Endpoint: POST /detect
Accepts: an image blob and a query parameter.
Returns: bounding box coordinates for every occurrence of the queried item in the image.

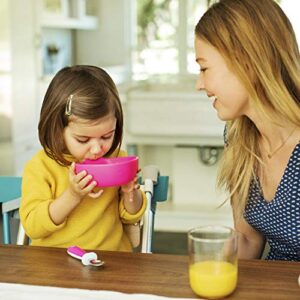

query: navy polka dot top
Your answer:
[244,142,300,261]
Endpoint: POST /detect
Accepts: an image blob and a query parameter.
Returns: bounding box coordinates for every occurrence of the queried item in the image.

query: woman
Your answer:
[194,0,300,260]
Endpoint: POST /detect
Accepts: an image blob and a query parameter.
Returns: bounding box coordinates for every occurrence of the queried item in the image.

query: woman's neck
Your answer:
[245,111,299,159]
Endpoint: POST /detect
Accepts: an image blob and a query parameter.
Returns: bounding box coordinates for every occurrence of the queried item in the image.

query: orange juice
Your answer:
[189,260,237,299]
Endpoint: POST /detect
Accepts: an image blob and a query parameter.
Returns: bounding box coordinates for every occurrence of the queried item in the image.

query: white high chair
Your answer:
[129,165,169,253]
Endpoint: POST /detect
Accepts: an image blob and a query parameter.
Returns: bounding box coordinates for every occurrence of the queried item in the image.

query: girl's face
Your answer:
[63,114,117,162]
[194,37,250,121]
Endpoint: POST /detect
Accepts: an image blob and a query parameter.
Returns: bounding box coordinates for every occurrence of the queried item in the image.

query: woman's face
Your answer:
[195,37,250,121]
[63,114,117,162]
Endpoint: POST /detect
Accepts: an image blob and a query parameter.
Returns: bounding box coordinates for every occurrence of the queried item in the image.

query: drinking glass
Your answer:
[188,225,238,299]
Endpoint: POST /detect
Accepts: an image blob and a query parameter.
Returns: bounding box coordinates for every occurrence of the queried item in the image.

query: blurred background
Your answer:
[0,0,299,254]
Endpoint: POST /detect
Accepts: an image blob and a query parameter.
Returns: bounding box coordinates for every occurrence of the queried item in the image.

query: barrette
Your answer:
[65,94,73,116]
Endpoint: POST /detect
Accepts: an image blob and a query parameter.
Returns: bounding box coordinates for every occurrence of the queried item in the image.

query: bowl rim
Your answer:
[76,155,138,167]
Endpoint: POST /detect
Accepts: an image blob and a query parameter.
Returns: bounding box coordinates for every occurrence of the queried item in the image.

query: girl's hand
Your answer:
[121,175,142,214]
[69,163,103,201]
[121,175,140,195]
[48,163,103,225]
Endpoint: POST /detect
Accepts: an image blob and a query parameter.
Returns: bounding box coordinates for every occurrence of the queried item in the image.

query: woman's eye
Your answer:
[200,67,207,73]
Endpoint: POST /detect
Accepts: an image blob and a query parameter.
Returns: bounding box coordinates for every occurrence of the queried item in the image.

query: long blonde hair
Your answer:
[195,0,300,217]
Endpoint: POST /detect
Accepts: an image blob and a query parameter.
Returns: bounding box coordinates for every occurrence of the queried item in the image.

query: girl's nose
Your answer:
[90,140,102,155]
[195,73,205,91]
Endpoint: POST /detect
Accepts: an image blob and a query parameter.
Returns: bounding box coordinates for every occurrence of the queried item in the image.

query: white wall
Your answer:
[75,0,131,69]
[134,145,233,232]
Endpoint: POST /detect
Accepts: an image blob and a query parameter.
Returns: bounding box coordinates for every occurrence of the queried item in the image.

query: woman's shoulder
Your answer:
[281,141,300,186]
[293,140,300,155]
[287,140,300,169]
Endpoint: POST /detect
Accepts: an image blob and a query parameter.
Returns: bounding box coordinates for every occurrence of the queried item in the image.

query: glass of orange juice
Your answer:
[188,225,238,299]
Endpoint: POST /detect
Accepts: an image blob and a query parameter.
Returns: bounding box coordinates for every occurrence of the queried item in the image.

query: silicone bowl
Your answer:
[75,156,139,187]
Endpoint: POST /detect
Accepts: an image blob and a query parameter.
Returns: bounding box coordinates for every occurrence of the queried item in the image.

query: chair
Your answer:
[0,168,169,253]
[138,165,169,253]
[0,176,22,244]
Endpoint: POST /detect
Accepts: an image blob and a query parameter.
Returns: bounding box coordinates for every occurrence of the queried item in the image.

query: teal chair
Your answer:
[0,176,22,244]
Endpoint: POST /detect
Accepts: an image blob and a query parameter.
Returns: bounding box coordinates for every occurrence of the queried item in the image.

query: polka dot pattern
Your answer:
[244,143,300,261]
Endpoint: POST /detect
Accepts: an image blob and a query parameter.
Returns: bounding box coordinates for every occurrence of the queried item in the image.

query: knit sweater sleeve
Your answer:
[20,152,66,239]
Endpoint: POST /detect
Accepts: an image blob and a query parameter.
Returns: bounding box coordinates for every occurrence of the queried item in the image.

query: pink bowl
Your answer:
[75,156,139,187]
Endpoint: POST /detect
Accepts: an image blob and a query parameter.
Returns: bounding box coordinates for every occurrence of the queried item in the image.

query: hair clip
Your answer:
[65,94,73,116]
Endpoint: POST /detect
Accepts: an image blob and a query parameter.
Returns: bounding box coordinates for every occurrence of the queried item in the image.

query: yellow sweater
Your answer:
[20,149,146,251]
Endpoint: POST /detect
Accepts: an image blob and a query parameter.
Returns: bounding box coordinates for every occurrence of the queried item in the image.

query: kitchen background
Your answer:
[0,0,299,253]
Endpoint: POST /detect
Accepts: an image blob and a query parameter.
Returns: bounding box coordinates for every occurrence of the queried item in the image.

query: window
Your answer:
[132,0,208,80]
[131,0,299,80]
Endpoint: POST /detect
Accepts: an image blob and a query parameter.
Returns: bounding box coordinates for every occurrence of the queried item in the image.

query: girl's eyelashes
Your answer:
[75,135,113,143]
[76,138,89,144]
[200,67,207,72]
[102,135,113,140]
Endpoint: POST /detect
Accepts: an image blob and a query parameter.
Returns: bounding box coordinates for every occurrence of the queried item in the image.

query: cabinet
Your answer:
[40,0,98,30]
[36,0,98,78]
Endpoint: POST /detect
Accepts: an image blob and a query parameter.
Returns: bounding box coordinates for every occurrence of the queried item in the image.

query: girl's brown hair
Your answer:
[195,0,300,218]
[39,65,123,166]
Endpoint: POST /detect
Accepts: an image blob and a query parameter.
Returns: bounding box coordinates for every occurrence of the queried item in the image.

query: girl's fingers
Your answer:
[130,178,140,189]
[81,180,97,194]
[78,174,93,189]
[69,162,102,198]
[70,162,76,174]
[73,170,88,183]
[69,162,78,180]
[121,183,132,193]
[121,180,140,194]
[88,189,104,198]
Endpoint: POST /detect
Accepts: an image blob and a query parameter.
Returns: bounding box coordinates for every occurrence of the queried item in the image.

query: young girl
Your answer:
[195,0,300,260]
[20,65,146,251]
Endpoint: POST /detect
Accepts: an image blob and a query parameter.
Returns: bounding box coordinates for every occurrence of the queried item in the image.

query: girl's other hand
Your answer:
[121,175,140,195]
[121,175,142,214]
